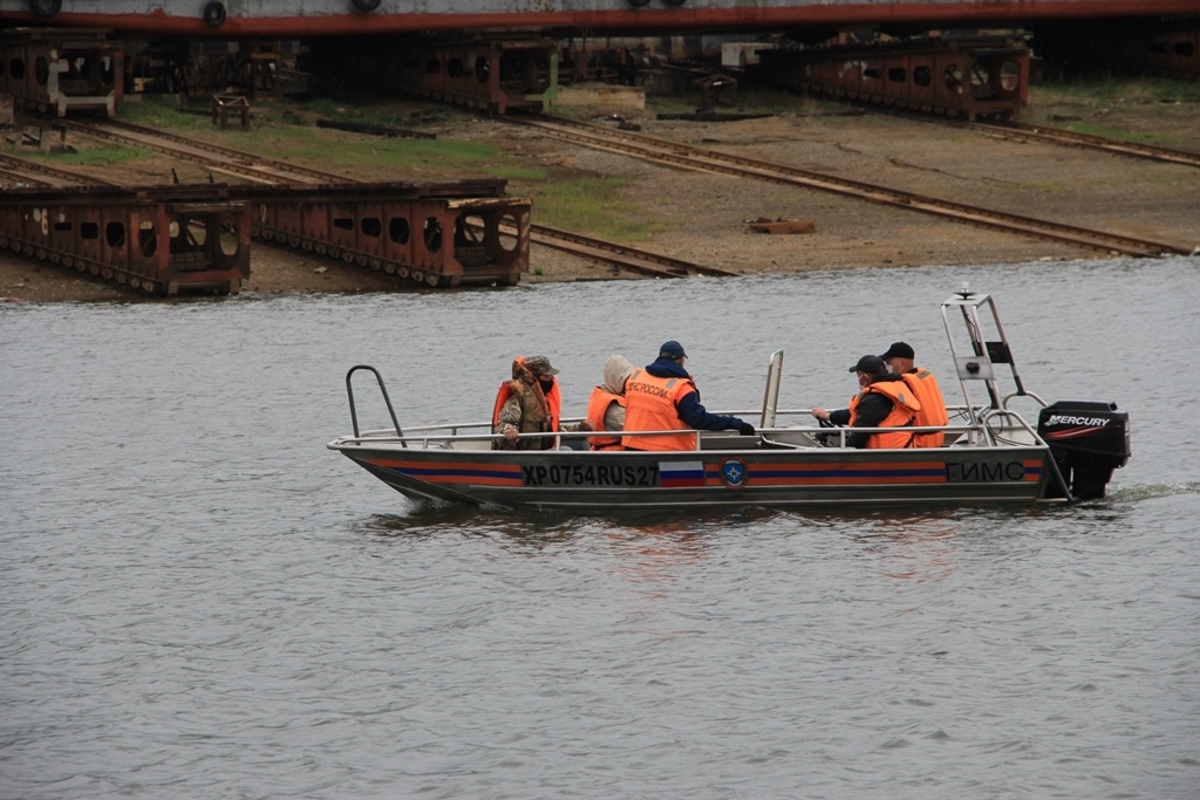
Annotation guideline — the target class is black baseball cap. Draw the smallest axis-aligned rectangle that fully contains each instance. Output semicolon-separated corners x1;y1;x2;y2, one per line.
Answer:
849;355;887;374
879;342;915;360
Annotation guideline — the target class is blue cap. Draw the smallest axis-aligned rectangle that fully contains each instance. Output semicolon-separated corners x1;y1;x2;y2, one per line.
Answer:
659;340;687;359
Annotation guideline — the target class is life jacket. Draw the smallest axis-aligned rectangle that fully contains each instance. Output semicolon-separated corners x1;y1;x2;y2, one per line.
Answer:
586;386;626;450
621;368;698;451
491;358;561;450
848;379;922;449
901;367;949;447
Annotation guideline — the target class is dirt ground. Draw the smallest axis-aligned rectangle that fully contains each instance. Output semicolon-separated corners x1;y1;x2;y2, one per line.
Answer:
2;89;1198;303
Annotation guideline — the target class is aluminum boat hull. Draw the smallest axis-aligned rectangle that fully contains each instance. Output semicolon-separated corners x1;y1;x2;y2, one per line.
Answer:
328;437;1058;511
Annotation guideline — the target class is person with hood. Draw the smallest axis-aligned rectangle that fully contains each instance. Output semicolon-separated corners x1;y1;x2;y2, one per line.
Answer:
492;355;563;451
586;354;635;451
621;340;755;451
810;354;922;449
879;341;949;447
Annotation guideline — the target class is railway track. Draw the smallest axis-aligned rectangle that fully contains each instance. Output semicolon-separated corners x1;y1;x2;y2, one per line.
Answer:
529;224;737;278
8;120;719;283
60;118;352;185
0;152;116;188
508;114;1192;259
968;120;1200;169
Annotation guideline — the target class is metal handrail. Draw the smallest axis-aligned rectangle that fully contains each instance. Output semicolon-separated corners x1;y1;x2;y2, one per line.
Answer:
1002;390;1047;410
334;420;1044;452
344;365;405;447
978;407;1074;501
336;425;714;450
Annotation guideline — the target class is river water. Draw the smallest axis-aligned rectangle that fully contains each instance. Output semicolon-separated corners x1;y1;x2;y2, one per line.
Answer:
3;257;1198;799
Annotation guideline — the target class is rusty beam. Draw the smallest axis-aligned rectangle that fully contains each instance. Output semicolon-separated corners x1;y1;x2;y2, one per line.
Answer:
0;184;250;295
229;182;530;287
754;36;1029;121
309;36;558;114
0;27;123;118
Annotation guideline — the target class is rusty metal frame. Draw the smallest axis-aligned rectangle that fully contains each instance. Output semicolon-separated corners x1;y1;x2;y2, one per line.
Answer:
0;27;123;117
0;184;250;295
231;181;530;287
310;35;558;114
1035;21;1200;80
756;36;1029;121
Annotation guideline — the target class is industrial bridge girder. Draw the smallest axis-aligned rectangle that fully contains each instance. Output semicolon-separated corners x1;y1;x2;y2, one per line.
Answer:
0;0;1197;38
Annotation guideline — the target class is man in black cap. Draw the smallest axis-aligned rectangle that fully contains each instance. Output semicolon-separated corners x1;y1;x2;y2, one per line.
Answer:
879;341;949;447
622;340;755;451
810;354;921;448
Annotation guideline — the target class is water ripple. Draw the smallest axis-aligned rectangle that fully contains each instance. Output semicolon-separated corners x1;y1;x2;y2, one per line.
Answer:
3;260;1199;799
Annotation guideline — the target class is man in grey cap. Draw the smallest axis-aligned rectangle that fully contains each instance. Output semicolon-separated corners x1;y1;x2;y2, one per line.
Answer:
810;354;921;448
621;340;755;451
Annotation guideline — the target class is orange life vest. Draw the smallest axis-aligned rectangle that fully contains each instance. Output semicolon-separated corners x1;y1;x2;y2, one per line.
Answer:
621;368;698;451
492;358;561;432
586;386;625;450
901;367;949;448
848;379;922;449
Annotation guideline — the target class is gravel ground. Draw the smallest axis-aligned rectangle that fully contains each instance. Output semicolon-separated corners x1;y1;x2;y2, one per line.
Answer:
2;90;1198;303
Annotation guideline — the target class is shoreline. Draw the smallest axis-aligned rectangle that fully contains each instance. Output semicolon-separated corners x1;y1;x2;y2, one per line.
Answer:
3;89;1198;304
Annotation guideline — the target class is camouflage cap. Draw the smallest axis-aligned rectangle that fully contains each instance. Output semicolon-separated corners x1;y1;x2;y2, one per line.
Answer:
524;355;559;376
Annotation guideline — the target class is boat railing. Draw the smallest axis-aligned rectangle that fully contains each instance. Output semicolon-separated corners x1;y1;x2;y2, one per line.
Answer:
759;423;1007;450
977;407;1044;446
338;425;719;450
337;418;1039;452
336;370;1044;451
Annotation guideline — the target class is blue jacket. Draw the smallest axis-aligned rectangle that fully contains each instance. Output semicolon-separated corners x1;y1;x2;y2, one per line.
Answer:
645;358;746;431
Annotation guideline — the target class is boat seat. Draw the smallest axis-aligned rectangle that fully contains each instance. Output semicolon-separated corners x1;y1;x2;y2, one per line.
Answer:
763;429;825;448
449;440;492;451
700;434;759;450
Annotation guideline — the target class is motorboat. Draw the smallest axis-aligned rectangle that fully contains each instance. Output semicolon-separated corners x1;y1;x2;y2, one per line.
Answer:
327;287;1131;511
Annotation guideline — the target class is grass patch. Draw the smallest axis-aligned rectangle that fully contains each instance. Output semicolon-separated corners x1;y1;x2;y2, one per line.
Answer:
1032;75;1200;107
282;135;543;177
36;145;145;167
298;96;452;128
119;98;214;132
523;176;665;240
1064;122;1188;148
1028;75;1199;147
122;96;527;176
109;95;665;241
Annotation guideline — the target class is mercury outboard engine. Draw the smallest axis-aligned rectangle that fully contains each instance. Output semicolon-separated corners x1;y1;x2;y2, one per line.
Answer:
1037;400;1131;500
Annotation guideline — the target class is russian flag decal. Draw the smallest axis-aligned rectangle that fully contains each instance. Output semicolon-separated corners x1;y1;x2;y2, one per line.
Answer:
660;460;705;488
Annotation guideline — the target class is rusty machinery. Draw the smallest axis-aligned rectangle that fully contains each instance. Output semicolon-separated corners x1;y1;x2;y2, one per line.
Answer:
1034;22;1200;80
0;27;123;117
0;184;250;295
234;180;530;288
308;35;558;114
0;180;532;293
753;36;1029;121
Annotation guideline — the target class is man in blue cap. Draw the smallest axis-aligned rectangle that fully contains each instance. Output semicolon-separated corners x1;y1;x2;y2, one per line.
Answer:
621;340;755;451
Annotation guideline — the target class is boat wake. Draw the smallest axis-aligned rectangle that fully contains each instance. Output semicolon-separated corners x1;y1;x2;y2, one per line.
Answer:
1103;481;1200;503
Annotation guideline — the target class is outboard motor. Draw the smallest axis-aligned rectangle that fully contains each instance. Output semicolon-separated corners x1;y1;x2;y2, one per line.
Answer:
1037;400;1131;500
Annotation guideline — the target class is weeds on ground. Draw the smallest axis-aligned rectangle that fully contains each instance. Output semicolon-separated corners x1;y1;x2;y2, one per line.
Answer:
119;98;214;132
30;144;144;167
1032;74;1200;106
1028;75;1200;146
107;94;680;242
523;176;666;241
